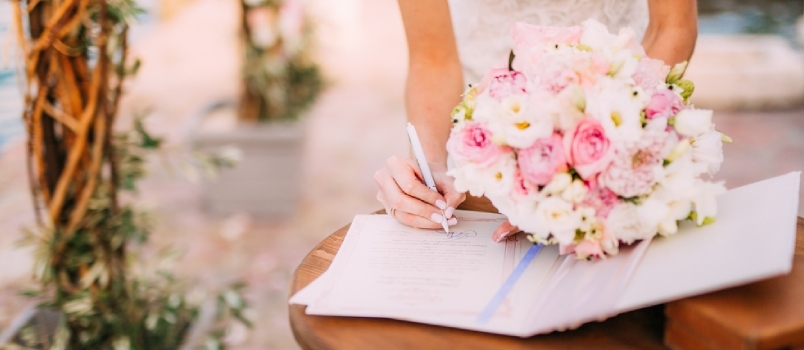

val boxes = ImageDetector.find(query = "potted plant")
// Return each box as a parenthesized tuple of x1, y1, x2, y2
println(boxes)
(4, 0, 249, 347)
(192, 0, 323, 217)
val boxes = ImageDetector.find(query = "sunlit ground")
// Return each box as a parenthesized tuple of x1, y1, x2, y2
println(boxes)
(0, 0, 803, 348)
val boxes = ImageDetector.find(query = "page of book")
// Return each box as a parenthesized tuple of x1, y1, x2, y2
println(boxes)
(302, 211, 562, 334)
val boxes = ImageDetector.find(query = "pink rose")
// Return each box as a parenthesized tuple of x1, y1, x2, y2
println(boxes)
(564, 118, 614, 180)
(510, 22, 582, 49)
(477, 67, 528, 101)
(517, 134, 567, 186)
(632, 57, 670, 93)
(447, 122, 509, 167)
(511, 169, 539, 199)
(645, 89, 684, 120)
(580, 186, 619, 218)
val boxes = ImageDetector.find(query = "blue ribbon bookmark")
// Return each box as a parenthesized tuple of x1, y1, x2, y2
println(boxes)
(476, 244, 543, 324)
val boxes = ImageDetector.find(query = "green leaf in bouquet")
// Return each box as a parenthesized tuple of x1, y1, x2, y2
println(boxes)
(687, 212, 716, 226)
(676, 79, 695, 102)
(666, 61, 688, 84)
(721, 133, 733, 143)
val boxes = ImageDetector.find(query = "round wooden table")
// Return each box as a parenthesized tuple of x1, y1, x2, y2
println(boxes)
(288, 197, 670, 349)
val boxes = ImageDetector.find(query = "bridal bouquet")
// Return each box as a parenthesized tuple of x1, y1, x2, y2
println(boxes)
(447, 19, 730, 259)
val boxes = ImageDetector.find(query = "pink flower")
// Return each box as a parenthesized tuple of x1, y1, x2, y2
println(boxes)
(563, 118, 614, 180)
(447, 122, 509, 167)
(511, 22, 582, 49)
(599, 120, 670, 197)
(645, 89, 684, 120)
(580, 186, 619, 218)
(511, 169, 539, 199)
(633, 57, 670, 93)
(517, 134, 567, 186)
(477, 67, 528, 101)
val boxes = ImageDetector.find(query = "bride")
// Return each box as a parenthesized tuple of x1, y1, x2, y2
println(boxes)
(374, 0, 698, 239)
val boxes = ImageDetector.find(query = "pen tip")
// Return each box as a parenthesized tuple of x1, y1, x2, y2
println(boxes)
(442, 221, 450, 234)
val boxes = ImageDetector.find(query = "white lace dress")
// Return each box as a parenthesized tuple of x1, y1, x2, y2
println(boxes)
(447, 0, 649, 84)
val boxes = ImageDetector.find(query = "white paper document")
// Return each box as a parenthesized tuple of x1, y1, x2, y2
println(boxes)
(291, 172, 801, 337)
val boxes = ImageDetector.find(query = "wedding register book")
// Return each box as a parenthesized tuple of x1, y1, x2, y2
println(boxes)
(290, 172, 801, 337)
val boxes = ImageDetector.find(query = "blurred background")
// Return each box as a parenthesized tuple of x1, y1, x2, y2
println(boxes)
(1, 0, 803, 348)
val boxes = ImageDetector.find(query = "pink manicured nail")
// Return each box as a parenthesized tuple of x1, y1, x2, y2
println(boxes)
(444, 207, 455, 219)
(435, 200, 447, 210)
(430, 213, 444, 224)
(448, 218, 457, 225)
(495, 230, 512, 243)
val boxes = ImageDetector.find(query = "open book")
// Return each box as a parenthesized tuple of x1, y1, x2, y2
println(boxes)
(291, 172, 801, 337)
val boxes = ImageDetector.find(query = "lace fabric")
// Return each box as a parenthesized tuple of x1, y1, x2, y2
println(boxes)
(447, 0, 649, 84)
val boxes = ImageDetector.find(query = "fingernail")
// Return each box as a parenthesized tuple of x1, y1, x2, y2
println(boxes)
(494, 230, 512, 243)
(448, 218, 457, 225)
(435, 200, 447, 210)
(444, 207, 455, 219)
(430, 213, 444, 224)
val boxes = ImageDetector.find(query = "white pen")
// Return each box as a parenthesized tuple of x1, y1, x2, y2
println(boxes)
(406, 122, 450, 234)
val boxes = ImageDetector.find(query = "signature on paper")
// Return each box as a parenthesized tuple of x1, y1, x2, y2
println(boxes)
(445, 230, 478, 240)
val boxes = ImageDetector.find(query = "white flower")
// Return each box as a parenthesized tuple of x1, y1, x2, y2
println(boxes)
(580, 19, 616, 51)
(561, 179, 588, 203)
(522, 197, 580, 245)
(605, 202, 660, 244)
(585, 78, 647, 144)
(576, 206, 597, 233)
(470, 93, 498, 123)
(489, 94, 554, 148)
(607, 50, 641, 81)
(691, 126, 724, 176)
(691, 179, 726, 225)
(552, 85, 586, 132)
(448, 156, 517, 198)
(674, 109, 713, 138)
(448, 166, 484, 197)
(542, 172, 572, 195)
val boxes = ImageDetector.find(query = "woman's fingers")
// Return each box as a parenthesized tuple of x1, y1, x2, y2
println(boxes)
(492, 220, 521, 243)
(432, 164, 466, 219)
(386, 157, 446, 208)
(374, 159, 444, 229)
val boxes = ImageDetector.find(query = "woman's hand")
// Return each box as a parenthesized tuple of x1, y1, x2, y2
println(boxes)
(492, 220, 522, 243)
(375, 156, 465, 229)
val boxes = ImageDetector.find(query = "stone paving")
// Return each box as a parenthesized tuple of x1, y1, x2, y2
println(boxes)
(0, 0, 803, 349)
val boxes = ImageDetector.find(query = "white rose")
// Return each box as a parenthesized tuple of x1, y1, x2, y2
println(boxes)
(521, 197, 579, 244)
(674, 109, 713, 138)
(691, 127, 724, 176)
(691, 179, 726, 225)
(605, 202, 657, 244)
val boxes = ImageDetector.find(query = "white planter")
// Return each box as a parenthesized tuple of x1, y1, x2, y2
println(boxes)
(191, 108, 306, 217)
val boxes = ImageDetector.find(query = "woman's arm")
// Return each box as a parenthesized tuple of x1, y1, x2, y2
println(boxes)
(642, 0, 698, 66)
(398, 0, 464, 164)
(373, 0, 466, 229)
